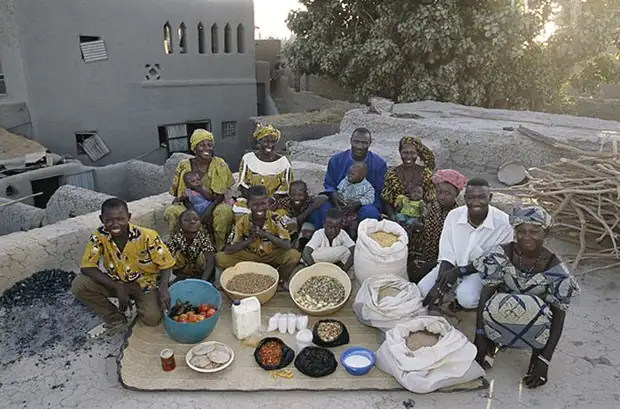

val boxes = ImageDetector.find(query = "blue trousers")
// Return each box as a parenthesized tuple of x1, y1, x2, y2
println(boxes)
(315, 202, 381, 228)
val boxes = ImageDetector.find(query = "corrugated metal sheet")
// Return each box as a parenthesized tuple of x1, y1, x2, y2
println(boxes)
(64, 169, 96, 190)
(81, 134, 110, 162)
(165, 124, 187, 138)
(80, 40, 108, 63)
(168, 137, 189, 152)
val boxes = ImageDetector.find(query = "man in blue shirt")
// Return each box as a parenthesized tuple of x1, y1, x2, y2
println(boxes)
(316, 127, 388, 233)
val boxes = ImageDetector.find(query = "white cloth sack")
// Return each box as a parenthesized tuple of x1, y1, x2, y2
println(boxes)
(353, 275, 427, 331)
(354, 219, 408, 284)
(376, 316, 485, 394)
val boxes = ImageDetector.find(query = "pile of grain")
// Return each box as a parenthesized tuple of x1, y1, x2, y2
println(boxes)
(405, 330, 440, 351)
(369, 231, 400, 247)
(225, 273, 276, 294)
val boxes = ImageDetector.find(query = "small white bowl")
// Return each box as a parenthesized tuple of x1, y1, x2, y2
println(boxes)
(185, 341, 235, 374)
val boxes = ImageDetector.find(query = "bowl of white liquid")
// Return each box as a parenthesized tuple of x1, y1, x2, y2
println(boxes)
(340, 346, 376, 376)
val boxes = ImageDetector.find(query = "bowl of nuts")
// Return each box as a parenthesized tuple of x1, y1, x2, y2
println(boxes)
(220, 262, 279, 305)
(289, 263, 352, 316)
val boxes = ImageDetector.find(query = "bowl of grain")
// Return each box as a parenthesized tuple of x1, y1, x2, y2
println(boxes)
(220, 262, 279, 305)
(289, 262, 352, 316)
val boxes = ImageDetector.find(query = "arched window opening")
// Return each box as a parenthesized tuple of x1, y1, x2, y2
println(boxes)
(198, 22, 206, 54)
(237, 24, 245, 53)
(211, 24, 219, 53)
(179, 22, 187, 54)
(163, 22, 173, 54)
(224, 23, 232, 54)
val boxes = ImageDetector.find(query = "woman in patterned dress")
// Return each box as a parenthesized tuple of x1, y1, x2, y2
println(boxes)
(166, 209, 216, 282)
(164, 129, 234, 250)
(472, 206, 579, 388)
(381, 136, 435, 244)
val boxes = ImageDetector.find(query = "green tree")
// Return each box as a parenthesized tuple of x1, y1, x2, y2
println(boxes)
(286, 0, 620, 110)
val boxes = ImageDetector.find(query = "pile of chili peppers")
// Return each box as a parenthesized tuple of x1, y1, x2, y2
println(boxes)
(258, 340, 282, 366)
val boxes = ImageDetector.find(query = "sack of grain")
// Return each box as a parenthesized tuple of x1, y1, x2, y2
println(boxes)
(353, 275, 426, 331)
(354, 219, 408, 284)
(375, 316, 485, 394)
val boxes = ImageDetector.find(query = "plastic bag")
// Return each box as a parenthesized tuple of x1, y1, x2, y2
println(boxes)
(353, 275, 427, 332)
(242, 328, 268, 348)
(294, 346, 338, 378)
(312, 319, 350, 348)
(254, 337, 295, 371)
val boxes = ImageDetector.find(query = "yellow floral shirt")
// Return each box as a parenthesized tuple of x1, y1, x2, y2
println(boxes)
(228, 211, 291, 255)
(80, 224, 176, 291)
(169, 157, 234, 198)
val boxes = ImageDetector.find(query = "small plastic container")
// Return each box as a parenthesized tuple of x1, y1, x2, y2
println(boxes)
(296, 315, 308, 331)
(340, 346, 376, 376)
(287, 313, 297, 334)
(296, 329, 313, 351)
(278, 314, 288, 334)
(231, 297, 261, 340)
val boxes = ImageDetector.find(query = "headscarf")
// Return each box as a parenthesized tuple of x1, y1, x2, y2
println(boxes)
(509, 206, 553, 230)
(432, 169, 468, 191)
(399, 136, 420, 151)
(253, 123, 281, 142)
(190, 129, 214, 152)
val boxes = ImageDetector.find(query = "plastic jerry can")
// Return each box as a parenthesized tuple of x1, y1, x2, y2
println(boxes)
(231, 297, 262, 340)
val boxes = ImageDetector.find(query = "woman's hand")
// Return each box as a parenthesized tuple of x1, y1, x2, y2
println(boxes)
(523, 358, 549, 388)
(474, 335, 492, 369)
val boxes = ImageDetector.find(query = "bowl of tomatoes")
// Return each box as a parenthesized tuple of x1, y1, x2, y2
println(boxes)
(163, 279, 222, 344)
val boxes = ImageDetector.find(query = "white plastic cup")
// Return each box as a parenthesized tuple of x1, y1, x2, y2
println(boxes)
(296, 329, 313, 351)
(287, 313, 296, 335)
(296, 315, 308, 331)
(278, 314, 287, 334)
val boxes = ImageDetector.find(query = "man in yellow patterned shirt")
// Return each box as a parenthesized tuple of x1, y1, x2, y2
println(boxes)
(216, 185, 301, 288)
(72, 198, 176, 332)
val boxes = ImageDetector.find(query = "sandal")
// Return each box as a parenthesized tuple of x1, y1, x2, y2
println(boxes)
(87, 318, 128, 339)
(522, 374, 548, 388)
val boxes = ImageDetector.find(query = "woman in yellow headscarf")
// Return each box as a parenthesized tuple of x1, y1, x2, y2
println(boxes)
(164, 129, 234, 250)
(233, 123, 294, 215)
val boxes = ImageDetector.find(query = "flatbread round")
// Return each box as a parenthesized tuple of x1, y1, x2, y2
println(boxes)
(193, 344, 215, 356)
(207, 348, 231, 364)
(190, 355, 212, 368)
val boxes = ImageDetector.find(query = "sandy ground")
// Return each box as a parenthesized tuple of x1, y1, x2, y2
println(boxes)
(1, 248, 619, 409)
(0, 128, 46, 161)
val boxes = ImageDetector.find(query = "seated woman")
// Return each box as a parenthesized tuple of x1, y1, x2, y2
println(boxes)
(166, 210, 216, 283)
(472, 206, 579, 388)
(164, 129, 234, 250)
(382, 136, 435, 242)
(234, 123, 293, 215)
(409, 169, 467, 282)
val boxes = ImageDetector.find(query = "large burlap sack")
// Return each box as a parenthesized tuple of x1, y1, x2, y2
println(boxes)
(353, 275, 426, 331)
(354, 219, 408, 284)
(376, 316, 485, 394)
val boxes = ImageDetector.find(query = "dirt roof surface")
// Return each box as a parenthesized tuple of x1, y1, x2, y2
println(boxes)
(0, 127, 47, 161)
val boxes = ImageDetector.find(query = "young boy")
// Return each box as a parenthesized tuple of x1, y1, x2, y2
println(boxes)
(216, 185, 301, 289)
(302, 208, 355, 273)
(395, 184, 426, 228)
(176, 171, 212, 216)
(273, 180, 328, 249)
(72, 198, 176, 335)
(335, 161, 375, 238)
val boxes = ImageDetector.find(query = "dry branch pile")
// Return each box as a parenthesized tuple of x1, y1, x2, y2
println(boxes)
(507, 141, 620, 273)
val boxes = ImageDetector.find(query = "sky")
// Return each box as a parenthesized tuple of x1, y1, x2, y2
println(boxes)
(254, 0, 303, 39)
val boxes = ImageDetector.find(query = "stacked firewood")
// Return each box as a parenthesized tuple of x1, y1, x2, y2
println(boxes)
(507, 140, 620, 272)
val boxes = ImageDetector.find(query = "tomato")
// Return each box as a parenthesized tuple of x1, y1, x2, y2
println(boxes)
(205, 308, 216, 318)
(187, 314, 198, 323)
(198, 304, 210, 314)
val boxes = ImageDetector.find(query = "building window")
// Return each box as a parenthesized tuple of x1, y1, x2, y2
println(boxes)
(178, 23, 187, 54)
(79, 35, 108, 63)
(75, 132, 110, 162)
(198, 22, 206, 54)
(144, 64, 161, 81)
(224, 23, 232, 54)
(211, 24, 219, 53)
(0, 59, 6, 95)
(237, 24, 246, 54)
(158, 120, 212, 156)
(221, 121, 236, 138)
(164, 22, 173, 54)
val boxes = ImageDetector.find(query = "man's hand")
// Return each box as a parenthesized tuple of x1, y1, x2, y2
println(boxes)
(436, 267, 459, 294)
(255, 228, 270, 239)
(159, 285, 171, 311)
(115, 282, 131, 312)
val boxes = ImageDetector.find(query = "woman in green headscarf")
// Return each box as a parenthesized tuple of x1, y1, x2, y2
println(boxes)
(164, 129, 234, 250)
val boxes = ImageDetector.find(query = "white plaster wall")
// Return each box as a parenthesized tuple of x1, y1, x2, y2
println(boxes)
(0, 0, 29, 102)
(0, 196, 44, 234)
(43, 185, 113, 225)
(0, 192, 171, 293)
